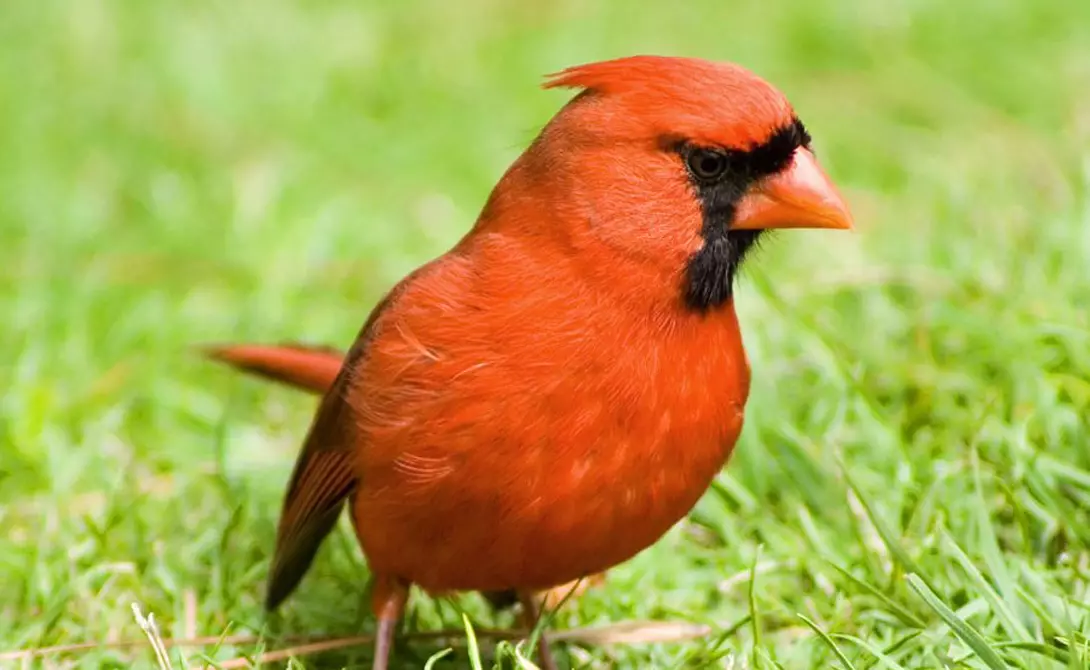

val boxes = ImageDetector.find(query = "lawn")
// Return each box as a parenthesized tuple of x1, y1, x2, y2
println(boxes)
(2, 0, 1090, 668)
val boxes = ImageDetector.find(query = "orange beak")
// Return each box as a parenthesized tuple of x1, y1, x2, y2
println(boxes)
(732, 148, 853, 231)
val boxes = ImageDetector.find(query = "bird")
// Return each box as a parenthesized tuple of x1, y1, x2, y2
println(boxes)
(203, 341, 610, 611)
(207, 55, 852, 670)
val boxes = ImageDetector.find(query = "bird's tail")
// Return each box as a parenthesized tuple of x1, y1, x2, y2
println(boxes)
(202, 343, 344, 394)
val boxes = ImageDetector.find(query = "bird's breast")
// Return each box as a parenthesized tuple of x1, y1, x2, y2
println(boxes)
(351, 279, 750, 593)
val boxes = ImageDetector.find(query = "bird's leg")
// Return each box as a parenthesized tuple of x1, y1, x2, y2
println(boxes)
(371, 576, 410, 670)
(517, 590, 560, 670)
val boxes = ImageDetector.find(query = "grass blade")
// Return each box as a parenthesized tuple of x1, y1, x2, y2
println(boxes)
(830, 633, 912, 670)
(750, 544, 764, 669)
(679, 615, 752, 668)
(798, 614, 857, 670)
(941, 528, 1032, 641)
(824, 559, 926, 628)
(994, 641, 1070, 665)
(971, 449, 1031, 640)
(513, 645, 542, 670)
(462, 614, 483, 670)
(905, 573, 1007, 670)
(423, 648, 453, 670)
(839, 459, 936, 594)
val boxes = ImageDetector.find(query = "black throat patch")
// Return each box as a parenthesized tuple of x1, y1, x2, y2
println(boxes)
(675, 117, 810, 312)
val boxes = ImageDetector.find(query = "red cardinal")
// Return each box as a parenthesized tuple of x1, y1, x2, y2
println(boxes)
(208, 55, 851, 669)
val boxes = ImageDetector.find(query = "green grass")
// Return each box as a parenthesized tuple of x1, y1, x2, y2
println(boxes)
(2, 0, 1090, 667)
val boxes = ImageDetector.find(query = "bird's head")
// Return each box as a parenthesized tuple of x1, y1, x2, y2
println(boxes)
(486, 55, 852, 312)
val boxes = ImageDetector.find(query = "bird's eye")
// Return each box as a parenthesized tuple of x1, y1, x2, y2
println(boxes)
(686, 149, 729, 181)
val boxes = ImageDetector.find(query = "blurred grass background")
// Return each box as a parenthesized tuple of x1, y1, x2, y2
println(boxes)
(2, 0, 1090, 667)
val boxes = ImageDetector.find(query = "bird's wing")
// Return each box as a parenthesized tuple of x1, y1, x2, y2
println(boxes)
(263, 290, 402, 610)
